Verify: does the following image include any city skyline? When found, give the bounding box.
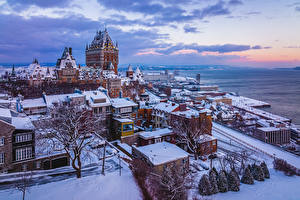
[0,0,300,68]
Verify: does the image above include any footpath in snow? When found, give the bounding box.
[213,122,300,167]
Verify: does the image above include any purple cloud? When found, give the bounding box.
[228,0,243,6]
[155,43,270,55]
[183,25,199,33]
[6,0,72,8]
[0,13,169,64]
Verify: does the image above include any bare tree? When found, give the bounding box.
[13,171,32,200]
[37,101,106,178]
[150,163,189,200]
[171,115,212,159]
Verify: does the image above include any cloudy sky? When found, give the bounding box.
[0,0,300,68]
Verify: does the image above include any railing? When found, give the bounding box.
[213,124,274,158]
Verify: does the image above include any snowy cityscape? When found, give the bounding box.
[1,1,300,200]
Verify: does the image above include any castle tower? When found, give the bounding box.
[85,29,119,74]
[126,64,134,78]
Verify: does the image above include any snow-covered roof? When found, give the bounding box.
[0,107,11,118]
[22,98,46,108]
[153,102,178,113]
[139,128,173,139]
[146,90,160,104]
[114,118,133,123]
[28,59,56,80]
[102,70,119,79]
[257,127,280,132]
[198,134,216,143]
[110,98,138,108]
[172,108,199,118]
[44,93,85,107]
[174,76,187,82]
[11,117,35,130]
[133,142,189,166]
[83,90,111,107]
[56,47,77,70]
[127,65,133,72]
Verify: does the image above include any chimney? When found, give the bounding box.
[172,102,175,106]
[179,103,187,111]
[69,47,72,55]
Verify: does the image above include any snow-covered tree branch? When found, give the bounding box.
[36,101,107,178]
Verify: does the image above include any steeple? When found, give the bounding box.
[33,58,38,64]
[12,64,15,76]
[128,64,133,72]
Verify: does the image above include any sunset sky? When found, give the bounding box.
[0,0,300,68]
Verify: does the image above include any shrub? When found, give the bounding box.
[251,164,264,181]
[273,158,300,176]
[260,162,270,179]
[209,171,219,194]
[199,174,212,196]
[228,170,240,192]
[241,166,254,185]
[217,170,228,193]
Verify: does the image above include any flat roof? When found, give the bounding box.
[22,98,46,108]
[0,107,11,118]
[114,118,133,123]
[110,98,138,108]
[139,128,173,139]
[258,127,280,132]
[11,117,35,130]
[133,142,189,166]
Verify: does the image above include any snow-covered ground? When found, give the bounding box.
[190,122,300,200]
[214,169,300,200]
[0,160,142,200]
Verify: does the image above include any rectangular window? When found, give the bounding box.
[166,136,171,141]
[0,153,4,164]
[93,108,98,114]
[15,147,32,161]
[15,133,32,143]
[120,107,132,113]
[212,140,216,146]
[123,124,133,132]
[0,137,4,146]
[36,161,41,169]
[155,138,161,143]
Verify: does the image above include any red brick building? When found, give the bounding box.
[138,128,176,146]
[85,29,119,74]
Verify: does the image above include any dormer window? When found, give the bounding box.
[0,137,4,146]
